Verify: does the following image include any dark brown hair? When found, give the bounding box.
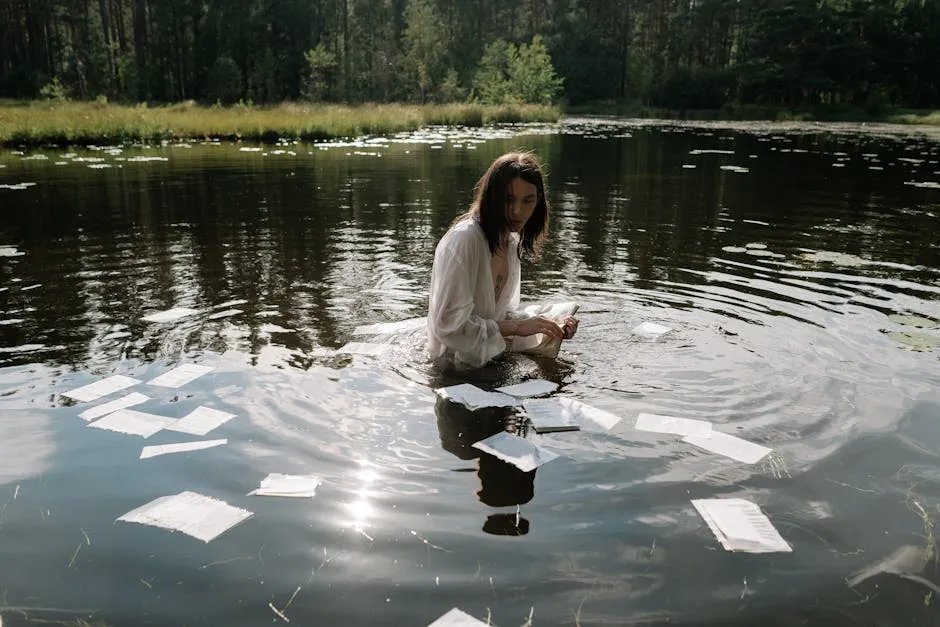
[456,152,550,259]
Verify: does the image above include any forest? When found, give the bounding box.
[1,0,939,112]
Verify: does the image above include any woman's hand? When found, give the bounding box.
[500,316,564,339]
[561,316,579,340]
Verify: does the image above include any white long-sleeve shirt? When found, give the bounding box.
[427,218,521,369]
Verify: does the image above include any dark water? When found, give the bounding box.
[1,119,940,626]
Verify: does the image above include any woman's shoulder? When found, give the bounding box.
[440,217,485,249]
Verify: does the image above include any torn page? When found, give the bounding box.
[632,321,673,336]
[427,608,489,627]
[683,430,771,464]
[495,379,558,398]
[471,431,559,472]
[336,342,392,356]
[140,439,227,459]
[434,383,521,411]
[691,498,791,553]
[141,307,199,323]
[523,397,623,432]
[509,302,580,359]
[117,491,253,542]
[635,413,713,437]
[63,374,141,402]
[249,473,321,498]
[79,392,150,421]
[352,317,427,336]
[147,363,214,388]
[167,406,236,436]
[88,408,177,438]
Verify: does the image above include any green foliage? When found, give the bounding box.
[302,45,338,102]
[39,77,68,101]
[403,0,448,102]
[205,56,243,105]
[438,68,466,103]
[472,37,563,105]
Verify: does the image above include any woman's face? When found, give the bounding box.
[504,177,539,233]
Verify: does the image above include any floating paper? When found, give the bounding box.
[632,322,673,336]
[63,374,141,402]
[141,307,198,323]
[167,406,236,436]
[496,379,558,398]
[509,302,580,359]
[472,431,559,472]
[683,430,771,464]
[147,363,214,388]
[79,392,150,421]
[249,473,321,498]
[88,408,176,438]
[692,498,791,553]
[207,308,242,320]
[428,608,489,627]
[635,413,713,437]
[336,342,392,356]
[117,491,253,542]
[523,397,623,432]
[140,439,228,459]
[352,317,427,336]
[434,383,520,411]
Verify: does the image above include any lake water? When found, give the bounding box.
[1,119,939,626]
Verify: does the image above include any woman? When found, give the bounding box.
[427,152,579,370]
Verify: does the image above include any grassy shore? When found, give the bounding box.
[0,100,561,146]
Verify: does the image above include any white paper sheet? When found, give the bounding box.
[207,308,242,320]
[523,397,623,431]
[471,431,559,472]
[632,322,673,336]
[88,408,177,437]
[147,363,214,388]
[691,498,791,553]
[683,430,772,464]
[79,392,150,421]
[167,406,236,436]
[495,379,558,398]
[509,302,580,358]
[63,374,141,402]
[635,413,713,437]
[117,491,253,542]
[434,383,521,410]
[352,317,427,336]
[141,307,199,323]
[427,608,489,627]
[249,473,321,498]
[140,439,228,459]
[336,342,392,356]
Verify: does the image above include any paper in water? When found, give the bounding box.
[207,308,242,320]
[427,608,489,627]
[117,491,253,543]
[140,439,227,459]
[63,374,141,402]
[635,413,713,437]
[249,473,321,498]
[147,363,214,388]
[632,321,673,336]
[88,408,177,438]
[79,392,150,421]
[523,397,623,432]
[509,302,580,359]
[434,383,520,411]
[336,342,392,357]
[167,406,236,436]
[495,379,558,398]
[691,498,791,553]
[471,431,559,473]
[683,430,771,464]
[352,317,427,336]
[141,307,199,323]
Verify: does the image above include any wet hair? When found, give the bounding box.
[456,152,550,259]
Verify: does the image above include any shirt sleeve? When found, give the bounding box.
[427,232,506,368]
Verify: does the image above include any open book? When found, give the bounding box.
[509,302,579,359]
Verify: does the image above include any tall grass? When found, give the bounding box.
[0,101,561,145]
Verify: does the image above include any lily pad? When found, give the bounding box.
[799,251,869,267]
[885,330,940,351]
[887,315,938,329]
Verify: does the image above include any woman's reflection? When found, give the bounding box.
[434,395,534,536]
